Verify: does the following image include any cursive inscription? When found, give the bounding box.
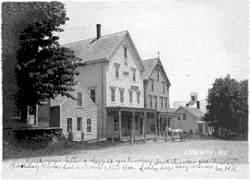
[8,156,239,173]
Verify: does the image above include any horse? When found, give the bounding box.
[166,127,183,141]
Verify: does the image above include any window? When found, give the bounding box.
[67,118,72,133]
[77,117,82,131]
[132,68,136,81]
[111,88,115,102]
[137,92,140,104]
[129,91,133,104]
[164,97,168,109]
[124,46,127,58]
[160,97,163,108]
[157,69,160,81]
[120,89,124,103]
[114,117,118,132]
[151,79,154,91]
[149,95,153,108]
[77,92,82,106]
[90,89,96,103]
[87,119,91,132]
[162,82,166,93]
[115,64,120,78]
[183,114,186,120]
[154,96,157,108]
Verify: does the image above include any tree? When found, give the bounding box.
[2,2,81,122]
[235,80,248,139]
[205,75,248,139]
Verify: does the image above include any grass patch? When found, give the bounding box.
[3,137,126,160]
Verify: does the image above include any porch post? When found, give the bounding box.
[143,112,147,143]
[165,118,168,142]
[130,111,135,144]
[118,110,122,139]
[154,112,157,141]
[35,104,38,126]
[158,116,161,136]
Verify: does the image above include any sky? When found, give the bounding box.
[56,0,249,107]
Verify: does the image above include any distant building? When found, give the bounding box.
[172,93,211,135]
[173,106,210,135]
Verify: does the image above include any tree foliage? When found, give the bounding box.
[2,2,81,119]
[205,75,248,139]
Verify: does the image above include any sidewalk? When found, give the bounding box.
[120,134,179,143]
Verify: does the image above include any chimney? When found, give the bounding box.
[197,101,200,109]
[96,24,101,39]
[186,103,189,107]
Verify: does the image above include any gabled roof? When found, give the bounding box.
[142,58,171,85]
[63,31,126,63]
[50,82,80,106]
[63,30,144,70]
[142,58,158,79]
[173,101,188,109]
[176,106,205,119]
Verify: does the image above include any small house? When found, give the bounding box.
[50,82,97,141]
[173,106,211,135]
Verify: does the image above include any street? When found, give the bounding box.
[2,139,249,179]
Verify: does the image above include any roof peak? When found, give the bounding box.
[142,57,159,62]
[62,30,128,47]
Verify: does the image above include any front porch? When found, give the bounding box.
[106,106,173,144]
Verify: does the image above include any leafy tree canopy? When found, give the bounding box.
[2,2,81,112]
[205,75,248,138]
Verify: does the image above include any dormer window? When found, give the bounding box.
[124,46,127,59]
[151,79,154,91]
[162,81,166,93]
[157,69,160,81]
[132,68,136,81]
[114,63,120,78]
[77,92,82,106]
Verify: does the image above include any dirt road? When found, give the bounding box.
[2,140,249,179]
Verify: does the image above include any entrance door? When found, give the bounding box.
[76,117,83,141]
[27,105,36,126]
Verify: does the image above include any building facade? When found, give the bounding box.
[142,58,171,135]
[65,24,158,139]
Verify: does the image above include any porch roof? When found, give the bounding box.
[106,106,157,113]
[158,111,183,117]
